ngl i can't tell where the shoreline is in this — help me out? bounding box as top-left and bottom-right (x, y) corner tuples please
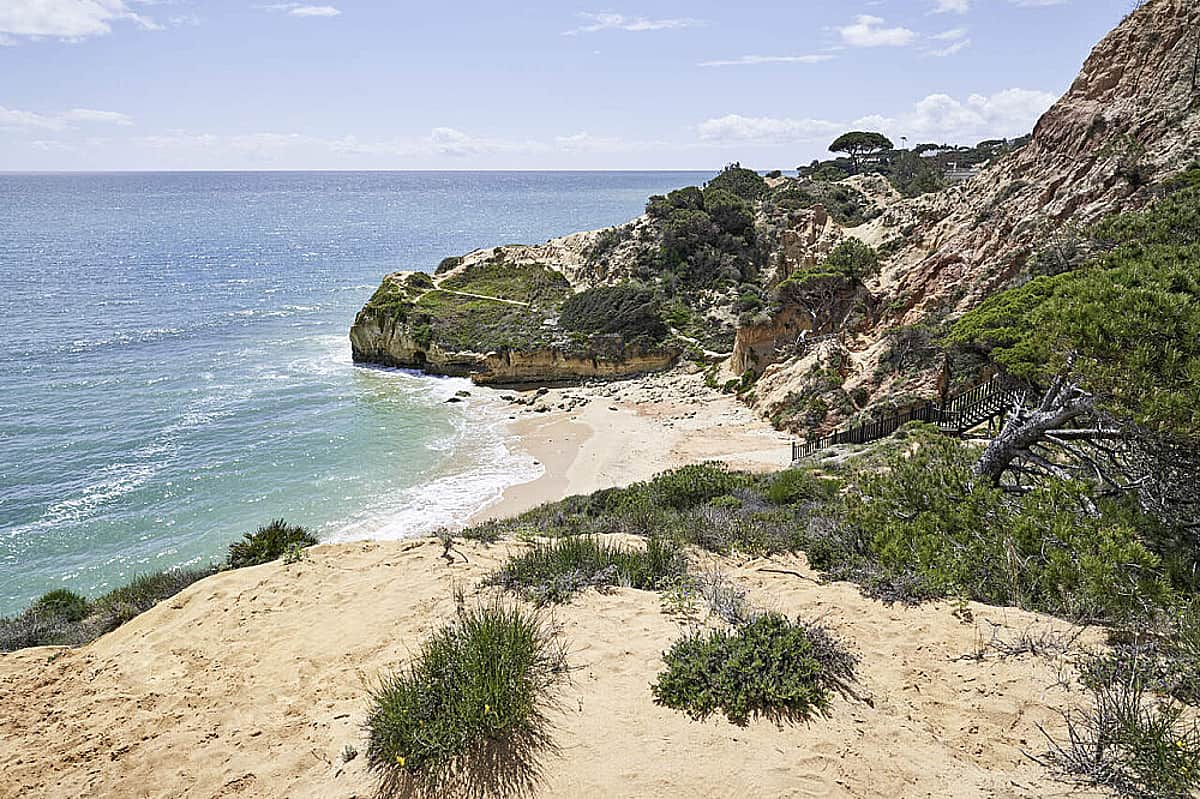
(471, 368), (793, 524)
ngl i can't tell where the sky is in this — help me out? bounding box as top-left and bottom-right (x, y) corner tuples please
(0, 0), (1137, 171)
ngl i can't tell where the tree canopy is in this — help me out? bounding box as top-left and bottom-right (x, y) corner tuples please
(829, 132), (894, 172)
(704, 162), (767, 202)
(951, 185), (1200, 438)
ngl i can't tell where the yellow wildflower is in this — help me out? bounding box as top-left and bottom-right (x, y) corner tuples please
(396, 755), (406, 767)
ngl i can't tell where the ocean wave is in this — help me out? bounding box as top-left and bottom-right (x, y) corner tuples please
(325, 383), (541, 543)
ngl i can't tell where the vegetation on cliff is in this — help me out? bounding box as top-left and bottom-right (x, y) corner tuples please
(0, 518), (318, 651)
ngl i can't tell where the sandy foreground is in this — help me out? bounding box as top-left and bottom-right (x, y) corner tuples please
(0, 371), (1108, 799)
(0, 538), (1105, 799)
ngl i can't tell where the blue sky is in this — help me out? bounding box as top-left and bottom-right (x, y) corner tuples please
(0, 0), (1133, 170)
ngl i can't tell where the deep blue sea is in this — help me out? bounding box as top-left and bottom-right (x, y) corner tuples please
(0, 171), (706, 615)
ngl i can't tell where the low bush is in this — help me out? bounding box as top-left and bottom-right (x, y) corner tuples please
(1046, 655), (1200, 798)
(619, 463), (750, 511)
(765, 468), (839, 506)
(227, 519), (318, 568)
(0, 566), (215, 651)
(365, 602), (567, 799)
(559, 283), (667, 341)
(31, 589), (90, 623)
(486, 536), (687, 605)
(652, 613), (856, 726)
(835, 429), (1173, 623)
(92, 567), (217, 626)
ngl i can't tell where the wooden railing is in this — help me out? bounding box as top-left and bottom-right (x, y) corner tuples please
(791, 377), (1020, 461)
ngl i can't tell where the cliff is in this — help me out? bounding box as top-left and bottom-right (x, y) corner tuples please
(351, 0), (1198, 424)
(349, 249), (679, 386)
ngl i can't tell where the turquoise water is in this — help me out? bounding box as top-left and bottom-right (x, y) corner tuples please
(0, 171), (706, 614)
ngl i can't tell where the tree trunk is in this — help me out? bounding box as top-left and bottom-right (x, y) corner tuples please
(972, 381), (1094, 484)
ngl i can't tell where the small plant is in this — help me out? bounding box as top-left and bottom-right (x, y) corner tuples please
(92, 568), (217, 626)
(227, 519), (318, 569)
(341, 744), (358, 763)
(365, 602), (567, 799)
(281, 542), (306, 565)
(764, 468), (838, 506)
(1043, 656), (1200, 798)
(652, 613), (856, 726)
(31, 589), (90, 623)
(486, 536), (686, 606)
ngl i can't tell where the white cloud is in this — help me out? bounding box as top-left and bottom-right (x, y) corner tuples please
(837, 15), (916, 47)
(262, 3), (342, 17)
(697, 114), (845, 145)
(933, 27), (969, 41)
(698, 54), (833, 67)
(0, 0), (159, 42)
(0, 105), (133, 132)
(564, 12), (703, 35)
(288, 5), (340, 17)
(932, 0), (970, 13)
(697, 88), (1057, 146)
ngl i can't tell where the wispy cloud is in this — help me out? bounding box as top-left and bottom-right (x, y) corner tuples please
(0, 0), (160, 43)
(931, 0), (970, 13)
(698, 54), (833, 67)
(698, 88), (1056, 146)
(837, 15), (916, 48)
(564, 12), (704, 35)
(262, 4), (342, 18)
(0, 105), (134, 132)
(926, 27), (971, 56)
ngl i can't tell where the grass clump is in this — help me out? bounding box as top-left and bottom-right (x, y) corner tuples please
(365, 602), (567, 799)
(227, 518), (318, 568)
(486, 536), (686, 606)
(0, 567), (216, 651)
(1044, 656), (1200, 798)
(31, 589), (90, 623)
(652, 613), (856, 726)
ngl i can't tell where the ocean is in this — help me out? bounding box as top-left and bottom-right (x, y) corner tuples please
(0, 170), (707, 615)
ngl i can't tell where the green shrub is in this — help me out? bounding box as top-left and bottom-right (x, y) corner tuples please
(0, 566), (216, 651)
(652, 613), (856, 726)
(823, 239), (880, 281)
(486, 536), (687, 605)
(620, 463), (750, 511)
(365, 602), (567, 799)
(765, 469), (839, 506)
(32, 589), (90, 623)
(559, 283), (667, 340)
(93, 567), (217, 626)
(227, 519), (318, 569)
(1047, 656), (1200, 798)
(704, 162), (767, 201)
(839, 430), (1173, 622)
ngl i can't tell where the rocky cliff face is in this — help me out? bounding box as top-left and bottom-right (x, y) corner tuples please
(751, 0), (1200, 432)
(350, 0), (1198, 409)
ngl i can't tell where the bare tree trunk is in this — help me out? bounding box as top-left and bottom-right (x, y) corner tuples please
(972, 377), (1094, 484)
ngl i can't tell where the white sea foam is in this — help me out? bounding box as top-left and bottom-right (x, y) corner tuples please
(324, 370), (542, 543)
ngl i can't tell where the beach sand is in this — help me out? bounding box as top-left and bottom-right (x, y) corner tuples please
(0, 369), (1107, 799)
(0, 536), (1103, 799)
(474, 369), (793, 523)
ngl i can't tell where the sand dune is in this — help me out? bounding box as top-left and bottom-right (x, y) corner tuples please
(0, 535), (1105, 799)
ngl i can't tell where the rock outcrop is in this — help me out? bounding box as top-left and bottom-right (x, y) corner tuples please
(350, 0), (1198, 414)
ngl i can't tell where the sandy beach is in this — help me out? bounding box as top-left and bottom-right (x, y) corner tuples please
(474, 368), (794, 523)
(0, 535), (1104, 799)
(0, 369), (1107, 799)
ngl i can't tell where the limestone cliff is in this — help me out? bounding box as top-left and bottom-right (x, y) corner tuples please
(351, 0), (1198, 414)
